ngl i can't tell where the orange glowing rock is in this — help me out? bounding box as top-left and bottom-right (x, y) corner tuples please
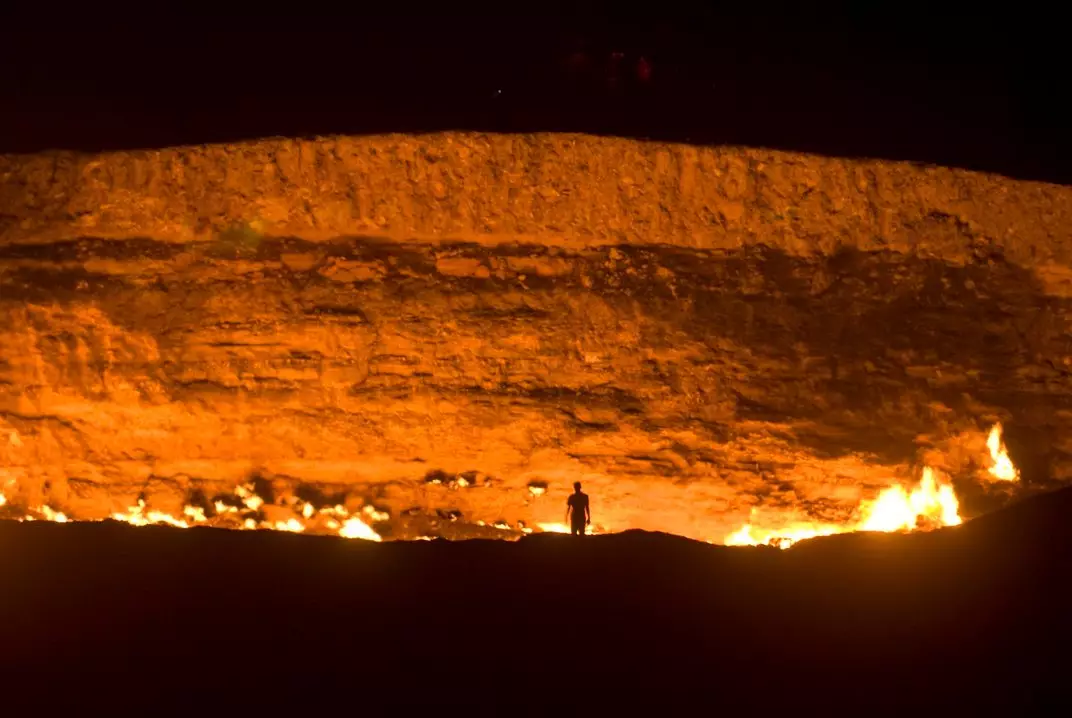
(0, 134), (1062, 546)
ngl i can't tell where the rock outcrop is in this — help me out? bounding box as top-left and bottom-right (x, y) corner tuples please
(1, 133), (1070, 540)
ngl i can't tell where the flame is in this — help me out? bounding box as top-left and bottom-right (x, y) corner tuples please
(722, 422), (1019, 549)
(362, 506), (391, 523)
(112, 500), (189, 528)
(857, 467), (961, 532)
(724, 522), (840, 549)
(338, 517), (380, 541)
(724, 466), (962, 549)
(2, 481), (384, 541)
(183, 505), (207, 523)
(536, 522), (571, 533)
(986, 423), (1019, 482)
(723, 524), (755, 546)
(39, 505), (68, 523)
(234, 484), (264, 511)
(2, 422), (1018, 548)
(534, 521), (602, 535)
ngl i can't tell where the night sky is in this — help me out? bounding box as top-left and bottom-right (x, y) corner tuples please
(0, 5), (1066, 183)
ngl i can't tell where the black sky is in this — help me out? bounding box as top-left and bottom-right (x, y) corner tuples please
(0, 5), (1066, 183)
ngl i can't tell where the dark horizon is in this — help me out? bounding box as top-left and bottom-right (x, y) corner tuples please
(0, 7), (1067, 184)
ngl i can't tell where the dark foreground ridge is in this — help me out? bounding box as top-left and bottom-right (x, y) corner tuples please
(2, 489), (1071, 710)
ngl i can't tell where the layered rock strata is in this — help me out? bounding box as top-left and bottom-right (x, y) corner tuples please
(1, 133), (1070, 540)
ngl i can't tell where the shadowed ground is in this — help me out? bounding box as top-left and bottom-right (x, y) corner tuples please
(1, 487), (1069, 710)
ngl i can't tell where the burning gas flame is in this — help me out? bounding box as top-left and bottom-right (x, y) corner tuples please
(183, 505), (207, 523)
(725, 423), (1015, 549)
(986, 423), (1019, 482)
(537, 522), (571, 534)
(272, 518), (305, 533)
(1, 423), (1020, 548)
(38, 505), (69, 523)
(724, 522), (841, 550)
(725, 466), (961, 549)
(1, 481), (383, 541)
(857, 467), (961, 532)
(338, 517), (380, 540)
(113, 499), (190, 528)
(534, 521), (603, 535)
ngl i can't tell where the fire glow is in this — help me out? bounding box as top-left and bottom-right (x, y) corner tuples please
(0, 481), (385, 542)
(986, 423), (1019, 482)
(0, 424), (1021, 548)
(724, 424), (1016, 549)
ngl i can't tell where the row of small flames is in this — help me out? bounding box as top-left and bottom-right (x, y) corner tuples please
(0, 481), (384, 542)
(724, 423), (1019, 549)
(0, 424), (1019, 548)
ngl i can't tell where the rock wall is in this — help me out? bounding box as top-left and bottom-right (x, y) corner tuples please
(2, 133), (1071, 540)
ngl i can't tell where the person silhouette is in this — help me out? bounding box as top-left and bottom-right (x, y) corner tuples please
(566, 481), (590, 536)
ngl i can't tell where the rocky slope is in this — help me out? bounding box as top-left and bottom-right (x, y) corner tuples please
(1, 133), (1071, 540)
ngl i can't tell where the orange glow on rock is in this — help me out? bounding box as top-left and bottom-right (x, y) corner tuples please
(0, 423), (1018, 550)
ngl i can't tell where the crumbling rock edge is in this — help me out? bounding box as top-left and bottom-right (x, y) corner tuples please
(3, 132), (1070, 271)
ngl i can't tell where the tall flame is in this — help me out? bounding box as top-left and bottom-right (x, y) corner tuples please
(986, 423), (1019, 482)
(726, 466), (962, 549)
(724, 423), (1017, 549)
(857, 467), (961, 532)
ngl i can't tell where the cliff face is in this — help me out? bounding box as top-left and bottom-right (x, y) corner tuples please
(1, 133), (1071, 541)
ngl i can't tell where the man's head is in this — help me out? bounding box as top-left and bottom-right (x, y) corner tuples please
(573, 481), (582, 493)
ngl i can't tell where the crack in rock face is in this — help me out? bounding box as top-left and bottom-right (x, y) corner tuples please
(0, 133), (1069, 543)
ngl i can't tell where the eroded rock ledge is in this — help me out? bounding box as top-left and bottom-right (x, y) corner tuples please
(1, 133), (1071, 540)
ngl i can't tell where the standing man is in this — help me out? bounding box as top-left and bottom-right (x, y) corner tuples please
(566, 481), (591, 536)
